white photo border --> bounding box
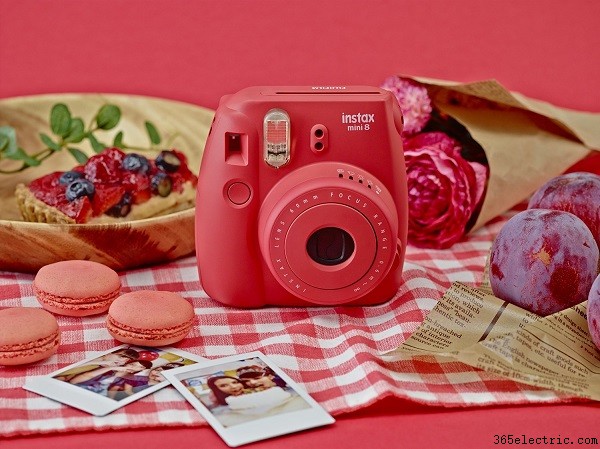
[163,350,335,447]
[23,344,206,416]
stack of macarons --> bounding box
[1,260,195,366]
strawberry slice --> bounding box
[92,185,125,216]
[61,196,93,223]
[84,148,125,184]
[122,172,151,204]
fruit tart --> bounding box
[15,147,198,224]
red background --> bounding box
[1,0,599,112]
[1,1,600,448]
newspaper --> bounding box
[385,282,600,400]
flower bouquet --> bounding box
[382,75,600,249]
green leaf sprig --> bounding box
[0,103,167,174]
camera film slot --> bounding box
[264,109,291,168]
[276,90,380,95]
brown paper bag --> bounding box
[409,76,600,231]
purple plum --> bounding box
[587,274,600,351]
[528,172,600,247]
[490,209,599,316]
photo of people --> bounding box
[181,357,311,428]
[53,345,195,401]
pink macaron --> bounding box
[33,260,121,316]
[0,308,60,366]
[107,290,195,346]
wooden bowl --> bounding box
[0,93,214,273]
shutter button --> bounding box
[227,182,252,205]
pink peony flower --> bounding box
[403,132,487,248]
[403,131,459,154]
[381,76,432,135]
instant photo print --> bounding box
[163,351,335,447]
[24,345,205,416]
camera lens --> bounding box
[306,227,355,266]
[258,162,399,305]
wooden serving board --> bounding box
[0,94,214,273]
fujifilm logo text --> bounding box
[342,112,375,131]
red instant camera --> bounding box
[195,86,408,307]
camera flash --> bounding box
[264,109,291,168]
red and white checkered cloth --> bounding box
[0,211,572,437]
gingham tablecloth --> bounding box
[0,211,572,437]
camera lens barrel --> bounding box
[258,162,398,305]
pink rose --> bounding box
[403,132,487,248]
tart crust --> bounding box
[15,183,75,224]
